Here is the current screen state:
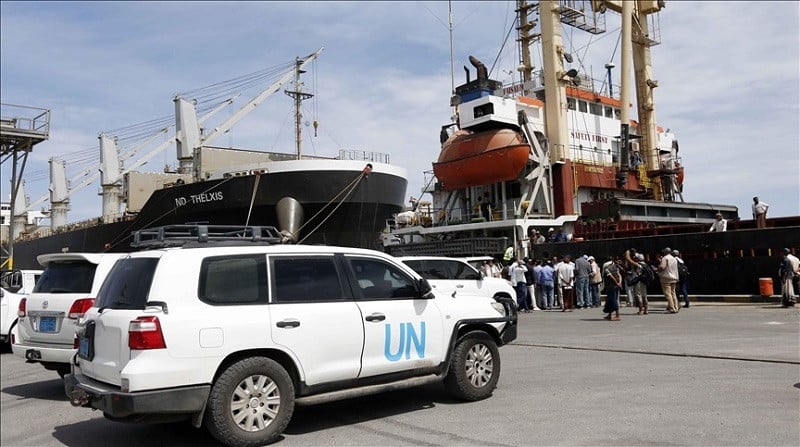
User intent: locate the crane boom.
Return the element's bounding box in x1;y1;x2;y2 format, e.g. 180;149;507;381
121;97;236;175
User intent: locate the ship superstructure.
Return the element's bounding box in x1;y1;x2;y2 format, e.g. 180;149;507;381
387;0;736;256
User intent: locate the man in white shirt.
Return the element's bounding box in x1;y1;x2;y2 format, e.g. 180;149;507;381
511;259;530;312
555;255;576;311
708;213;727;232
752;196;769;229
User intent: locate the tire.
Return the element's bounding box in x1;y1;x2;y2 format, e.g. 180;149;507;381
444;331;500;401
204;357;295;447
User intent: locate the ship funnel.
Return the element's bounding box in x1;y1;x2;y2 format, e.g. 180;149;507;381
468;56;488;81
276;197;304;243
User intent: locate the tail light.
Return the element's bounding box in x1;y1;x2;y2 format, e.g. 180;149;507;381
128;316;166;350
17;298;27;318
68;298;95;319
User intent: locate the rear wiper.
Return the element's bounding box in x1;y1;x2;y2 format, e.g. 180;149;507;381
146;301;169;314
98;300;130;313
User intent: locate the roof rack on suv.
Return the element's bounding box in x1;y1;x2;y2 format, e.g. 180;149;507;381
132;224;284;248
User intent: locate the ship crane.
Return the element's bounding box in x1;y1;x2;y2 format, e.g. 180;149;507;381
32;97;236;228
175;47;324;177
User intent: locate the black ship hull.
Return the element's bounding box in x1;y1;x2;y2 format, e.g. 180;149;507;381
533;224;799;296
12;162;407;269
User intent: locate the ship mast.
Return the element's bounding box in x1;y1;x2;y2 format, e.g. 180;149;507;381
516;0;538;95
285;57;314;159
539;0;574;215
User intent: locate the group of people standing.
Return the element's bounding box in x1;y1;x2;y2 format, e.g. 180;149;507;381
494;246;692;321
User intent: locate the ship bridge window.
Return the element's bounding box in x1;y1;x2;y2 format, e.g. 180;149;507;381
567;98;576;110
614;109;621;120
578;100;587;113
473;103;494;118
604;106;613;118
589;103;602;116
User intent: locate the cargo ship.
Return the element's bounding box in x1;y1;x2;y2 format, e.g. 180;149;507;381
383;0;798;296
3;49;408;269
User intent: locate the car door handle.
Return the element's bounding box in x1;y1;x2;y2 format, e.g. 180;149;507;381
365;313;386;322
276;320;300;328
456;285;465;288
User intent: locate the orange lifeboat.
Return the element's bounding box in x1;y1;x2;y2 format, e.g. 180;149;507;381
433;128;529;191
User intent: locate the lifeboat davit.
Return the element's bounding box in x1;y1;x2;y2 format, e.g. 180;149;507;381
433;128;530;191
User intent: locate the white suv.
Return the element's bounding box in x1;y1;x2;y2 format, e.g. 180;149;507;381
65;225;517;447
1;269;42;348
13;253;125;377
398;256;515;301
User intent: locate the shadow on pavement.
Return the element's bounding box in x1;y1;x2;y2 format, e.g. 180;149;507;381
286;381;453;435
3;377;68;402
53;418;223;447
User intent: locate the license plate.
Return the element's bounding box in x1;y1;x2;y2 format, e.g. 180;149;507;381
39;317;57;333
78;321;95;360
78;337;91;359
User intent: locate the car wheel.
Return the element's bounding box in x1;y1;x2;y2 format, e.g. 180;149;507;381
204;357;294;447
444;331;500;401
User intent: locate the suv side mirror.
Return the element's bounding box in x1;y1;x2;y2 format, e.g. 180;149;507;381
418;278;434;299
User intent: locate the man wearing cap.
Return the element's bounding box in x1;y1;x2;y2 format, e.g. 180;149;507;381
657;247;680;313
708;213;727;232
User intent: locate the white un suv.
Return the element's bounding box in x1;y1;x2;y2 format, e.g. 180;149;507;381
398;256;516;301
65;225;517;447
13;253;125;377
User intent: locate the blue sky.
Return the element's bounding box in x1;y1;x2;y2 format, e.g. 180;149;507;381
2;1;798;224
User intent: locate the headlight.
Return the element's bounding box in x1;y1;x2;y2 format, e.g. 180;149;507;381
491;302;507;316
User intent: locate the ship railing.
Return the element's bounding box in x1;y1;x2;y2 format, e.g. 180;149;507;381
338;149;390;164
502;70;620;100
393;202;529;231
14;212;135;241
0;103;51;136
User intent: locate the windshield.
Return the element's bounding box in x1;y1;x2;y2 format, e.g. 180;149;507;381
95;258;158;310
33;261;97;294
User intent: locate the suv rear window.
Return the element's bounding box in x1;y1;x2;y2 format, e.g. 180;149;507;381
33;261;97;294
95;258;158;310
